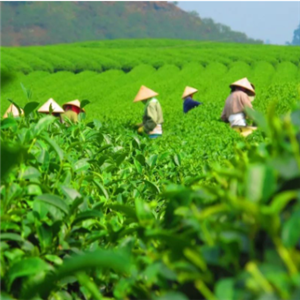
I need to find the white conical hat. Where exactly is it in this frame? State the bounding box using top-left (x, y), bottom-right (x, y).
top-left (3, 104), bottom-right (24, 118)
top-left (63, 99), bottom-right (85, 112)
top-left (133, 86), bottom-right (158, 102)
top-left (182, 86), bottom-right (198, 99)
top-left (63, 100), bottom-right (80, 109)
top-left (38, 98), bottom-right (64, 113)
top-left (230, 78), bottom-right (255, 95)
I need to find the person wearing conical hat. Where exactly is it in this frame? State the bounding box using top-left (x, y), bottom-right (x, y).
top-left (182, 86), bottom-right (202, 114)
top-left (133, 86), bottom-right (164, 139)
top-left (221, 78), bottom-right (256, 127)
top-left (3, 104), bottom-right (24, 119)
top-left (62, 100), bottom-right (85, 123)
top-left (38, 98), bottom-right (64, 121)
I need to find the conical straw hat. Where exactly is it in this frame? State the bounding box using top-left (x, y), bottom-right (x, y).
top-left (38, 98), bottom-right (64, 113)
top-left (63, 99), bottom-right (85, 112)
top-left (182, 86), bottom-right (198, 99)
top-left (230, 78), bottom-right (255, 95)
top-left (133, 86), bottom-right (158, 102)
top-left (3, 104), bottom-right (24, 118)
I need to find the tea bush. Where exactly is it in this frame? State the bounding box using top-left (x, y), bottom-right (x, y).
top-left (1, 40), bottom-right (300, 300)
top-left (1, 39), bottom-right (300, 73)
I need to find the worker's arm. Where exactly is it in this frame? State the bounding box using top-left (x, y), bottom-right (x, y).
top-left (220, 108), bottom-right (227, 121)
top-left (184, 98), bottom-right (201, 113)
top-left (143, 117), bottom-right (156, 133)
top-left (134, 123), bottom-right (143, 129)
top-left (193, 100), bottom-right (202, 106)
top-left (241, 94), bottom-right (253, 118)
top-left (143, 103), bottom-right (158, 133)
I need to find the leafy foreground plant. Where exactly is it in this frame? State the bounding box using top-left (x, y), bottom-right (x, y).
top-left (1, 102), bottom-right (300, 300)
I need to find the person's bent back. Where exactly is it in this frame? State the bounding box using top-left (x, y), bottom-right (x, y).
top-left (221, 78), bottom-right (255, 127)
top-left (182, 86), bottom-right (202, 113)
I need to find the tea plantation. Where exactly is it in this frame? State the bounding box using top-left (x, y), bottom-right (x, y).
top-left (1, 39), bottom-right (300, 300)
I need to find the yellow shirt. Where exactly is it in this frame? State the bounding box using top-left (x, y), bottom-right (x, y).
top-left (62, 110), bottom-right (78, 123)
top-left (143, 98), bottom-right (163, 133)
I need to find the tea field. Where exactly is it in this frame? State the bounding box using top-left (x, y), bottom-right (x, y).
top-left (1, 39), bottom-right (300, 300)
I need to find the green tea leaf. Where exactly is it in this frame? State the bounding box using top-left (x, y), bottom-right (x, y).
top-left (23, 249), bottom-right (130, 299)
top-left (173, 154), bottom-right (181, 166)
top-left (1, 118), bottom-right (17, 130)
top-left (74, 159), bottom-right (90, 172)
top-left (7, 257), bottom-right (50, 290)
top-left (93, 180), bottom-right (109, 199)
top-left (20, 166), bottom-right (41, 180)
top-left (143, 180), bottom-right (160, 194)
top-left (135, 198), bottom-right (153, 225)
top-left (246, 164), bottom-right (276, 203)
top-left (262, 191), bottom-right (297, 215)
top-left (93, 119), bottom-right (102, 130)
top-left (61, 185), bottom-right (81, 201)
top-left (80, 99), bottom-right (90, 109)
top-left (115, 153), bottom-right (127, 166)
top-left (147, 154), bottom-right (158, 168)
top-left (282, 210), bottom-right (300, 248)
top-left (41, 135), bottom-right (64, 162)
top-left (154, 292), bottom-right (189, 300)
top-left (24, 101), bottom-right (39, 116)
top-left (109, 204), bottom-right (138, 220)
top-left (34, 115), bottom-right (56, 135)
top-left (135, 154), bottom-right (146, 166)
top-left (184, 248), bottom-right (207, 271)
top-left (76, 271), bottom-right (103, 300)
top-left (26, 184), bottom-right (42, 195)
top-left (45, 255), bottom-right (63, 266)
top-left (73, 210), bottom-right (103, 225)
top-left (59, 249), bottom-right (130, 276)
top-left (1, 233), bottom-right (23, 242)
top-left (245, 107), bottom-right (268, 131)
top-left (20, 82), bottom-right (32, 100)
top-left (69, 197), bottom-right (84, 215)
top-left (35, 194), bottom-right (69, 215)
top-left (134, 158), bottom-right (143, 174)
top-left (0, 144), bottom-right (23, 178)
top-left (215, 278), bottom-right (234, 300)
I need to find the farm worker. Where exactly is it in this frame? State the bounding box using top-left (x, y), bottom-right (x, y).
top-left (62, 100), bottom-right (85, 123)
top-left (3, 104), bottom-right (24, 119)
top-left (38, 98), bottom-right (64, 121)
top-left (182, 86), bottom-right (202, 113)
top-left (221, 77), bottom-right (256, 127)
top-left (133, 85), bottom-right (164, 139)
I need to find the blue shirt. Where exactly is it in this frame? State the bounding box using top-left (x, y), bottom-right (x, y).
top-left (183, 97), bottom-right (202, 113)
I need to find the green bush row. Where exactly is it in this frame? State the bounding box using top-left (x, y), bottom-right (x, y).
top-left (2, 40), bottom-right (300, 73)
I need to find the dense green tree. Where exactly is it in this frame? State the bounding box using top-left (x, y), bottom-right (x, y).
top-left (292, 23), bottom-right (300, 45)
top-left (1, 1), bottom-right (263, 46)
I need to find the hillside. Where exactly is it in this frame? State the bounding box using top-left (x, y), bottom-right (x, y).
top-left (0, 1), bottom-right (263, 46)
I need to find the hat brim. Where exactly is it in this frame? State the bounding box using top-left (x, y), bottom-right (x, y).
top-left (230, 84), bottom-right (256, 95)
top-left (133, 93), bottom-right (158, 102)
top-left (63, 103), bottom-right (85, 112)
top-left (182, 91), bottom-right (197, 99)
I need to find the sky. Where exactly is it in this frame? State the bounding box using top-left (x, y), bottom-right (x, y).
top-left (177, 1), bottom-right (300, 45)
